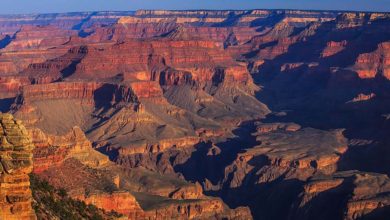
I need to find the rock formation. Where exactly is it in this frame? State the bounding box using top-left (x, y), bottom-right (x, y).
top-left (0, 113), bottom-right (36, 220)
top-left (31, 126), bottom-right (109, 173)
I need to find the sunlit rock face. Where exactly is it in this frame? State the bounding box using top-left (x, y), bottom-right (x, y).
top-left (0, 113), bottom-right (36, 220)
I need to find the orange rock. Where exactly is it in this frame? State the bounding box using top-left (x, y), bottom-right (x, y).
top-left (321, 40), bottom-right (348, 57)
top-left (77, 191), bottom-right (145, 218)
top-left (118, 136), bottom-right (200, 155)
top-left (347, 93), bottom-right (376, 103)
top-left (30, 127), bottom-right (109, 173)
top-left (353, 42), bottom-right (390, 80)
top-left (0, 113), bottom-right (36, 220)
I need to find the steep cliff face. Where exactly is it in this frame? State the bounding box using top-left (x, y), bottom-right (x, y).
top-left (67, 40), bottom-right (240, 80)
top-left (0, 113), bottom-right (36, 220)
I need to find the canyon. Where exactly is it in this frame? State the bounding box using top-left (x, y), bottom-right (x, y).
top-left (0, 9), bottom-right (390, 220)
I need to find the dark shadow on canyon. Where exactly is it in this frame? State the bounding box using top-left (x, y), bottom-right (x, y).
top-left (174, 120), bottom-right (259, 185)
top-left (0, 97), bottom-right (14, 113)
top-left (0, 35), bottom-right (12, 49)
top-left (358, 205), bottom-right (390, 220)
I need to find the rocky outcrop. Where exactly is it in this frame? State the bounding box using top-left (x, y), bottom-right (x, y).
top-left (128, 81), bottom-right (166, 104)
top-left (221, 125), bottom-right (348, 189)
top-left (139, 198), bottom-right (251, 220)
top-left (79, 190), bottom-right (251, 220)
top-left (0, 113), bottom-right (36, 220)
top-left (321, 40), bottom-right (348, 58)
top-left (347, 93), bottom-right (376, 103)
top-left (116, 136), bottom-right (200, 156)
top-left (255, 122), bottom-right (302, 133)
top-left (169, 182), bottom-right (203, 199)
top-left (352, 42), bottom-right (390, 80)
top-left (77, 191), bottom-right (145, 219)
top-left (31, 126), bottom-right (109, 173)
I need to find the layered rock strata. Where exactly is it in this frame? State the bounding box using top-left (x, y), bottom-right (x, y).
top-left (0, 113), bottom-right (36, 220)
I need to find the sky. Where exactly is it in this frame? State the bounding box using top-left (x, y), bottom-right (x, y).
top-left (0, 0), bottom-right (389, 14)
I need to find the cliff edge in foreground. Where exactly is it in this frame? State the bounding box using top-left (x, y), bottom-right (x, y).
top-left (0, 113), bottom-right (36, 220)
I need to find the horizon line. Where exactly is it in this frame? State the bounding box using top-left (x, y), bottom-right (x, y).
top-left (0, 8), bottom-right (389, 16)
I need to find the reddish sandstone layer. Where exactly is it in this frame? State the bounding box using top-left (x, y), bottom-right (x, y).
top-left (14, 81), bottom-right (160, 109)
top-left (129, 81), bottom-right (165, 102)
top-left (69, 40), bottom-right (241, 78)
top-left (18, 82), bottom-right (102, 104)
top-left (18, 38), bottom-right (254, 90)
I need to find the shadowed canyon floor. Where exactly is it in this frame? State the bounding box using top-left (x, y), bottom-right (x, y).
top-left (1, 9), bottom-right (390, 220)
